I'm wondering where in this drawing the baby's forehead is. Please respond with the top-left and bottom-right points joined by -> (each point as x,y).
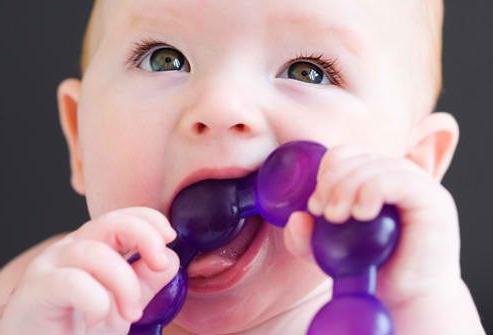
119,1 -> 371,52
83,0 -> 442,100
85,0 -> 442,54
108,0 -> 421,32
90,0 -> 439,57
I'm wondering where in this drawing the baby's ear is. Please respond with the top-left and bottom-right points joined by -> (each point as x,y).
57,78 -> 85,195
405,112 -> 460,182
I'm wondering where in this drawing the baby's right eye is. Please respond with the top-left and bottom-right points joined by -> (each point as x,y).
138,47 -> 191,73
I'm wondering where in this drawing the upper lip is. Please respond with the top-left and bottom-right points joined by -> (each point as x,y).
164,166 -> 258,217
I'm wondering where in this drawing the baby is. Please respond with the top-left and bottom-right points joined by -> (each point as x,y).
0,0 -> 487,334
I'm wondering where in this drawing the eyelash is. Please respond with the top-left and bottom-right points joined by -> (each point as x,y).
127,38 -> 165,66
126,38 -> 344,86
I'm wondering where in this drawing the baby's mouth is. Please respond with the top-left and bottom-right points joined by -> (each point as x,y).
187,215 -> 263,279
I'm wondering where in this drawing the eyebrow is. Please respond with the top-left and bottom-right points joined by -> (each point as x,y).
124,1 -> 368,57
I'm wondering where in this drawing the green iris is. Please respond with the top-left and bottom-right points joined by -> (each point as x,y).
150,48 -> 186,72
288,61 -> 323,84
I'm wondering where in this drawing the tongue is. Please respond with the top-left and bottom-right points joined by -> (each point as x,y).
188,216 -> 261,279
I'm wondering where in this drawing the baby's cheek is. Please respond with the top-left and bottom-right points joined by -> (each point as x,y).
79,100 -> 175,218
268,83 -> 372,146
84,153 -> 168,218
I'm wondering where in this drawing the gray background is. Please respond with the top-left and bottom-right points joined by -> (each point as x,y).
0,1 -> 491,332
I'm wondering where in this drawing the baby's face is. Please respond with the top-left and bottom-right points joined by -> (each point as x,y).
71,0 -> 439,333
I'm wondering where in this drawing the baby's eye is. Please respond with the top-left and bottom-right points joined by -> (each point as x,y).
138,47 -> 191,72
288,62 -> 326,84
278,55 -> 342,86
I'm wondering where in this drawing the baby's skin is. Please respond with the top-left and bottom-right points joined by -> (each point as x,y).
0,0 -> 487,334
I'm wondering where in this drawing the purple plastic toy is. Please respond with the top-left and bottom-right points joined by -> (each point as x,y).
128,140 -> 400,335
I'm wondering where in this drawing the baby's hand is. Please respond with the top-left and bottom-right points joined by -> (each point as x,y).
0,207 -> 179,335
283,145 -> 485,333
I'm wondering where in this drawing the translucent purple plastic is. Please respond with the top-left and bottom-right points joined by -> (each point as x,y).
127,140 -> 400,335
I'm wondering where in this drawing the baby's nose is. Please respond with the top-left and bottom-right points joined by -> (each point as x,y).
176,81 -> 265,140
180,105 -> 256,139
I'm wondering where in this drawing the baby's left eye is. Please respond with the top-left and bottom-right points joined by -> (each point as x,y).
286,61 -> 326,84
277,56 -> 342,86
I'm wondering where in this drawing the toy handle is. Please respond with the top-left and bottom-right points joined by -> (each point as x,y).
307,207 -> 399,335
126,237 -> 195,335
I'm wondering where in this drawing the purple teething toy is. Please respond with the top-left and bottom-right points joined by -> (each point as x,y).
128,140 -> 400,335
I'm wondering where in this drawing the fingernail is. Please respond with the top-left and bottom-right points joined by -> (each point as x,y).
352,203 -> 365,219
324,203 -> 344,224
165,227 -> 178,242
308,197 -> 323,215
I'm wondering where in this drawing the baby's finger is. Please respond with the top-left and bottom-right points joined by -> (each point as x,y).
316,144 -> 370,181
55,239 -> 142,322
44,268 -> 113,326
354,169 -> 440,217
131,247 -> 180,306
74,213 -> 171,271
283,211 -> 316,262
113,207 -> 177,241
322,158 -> 414,223
309,153 -> 376,216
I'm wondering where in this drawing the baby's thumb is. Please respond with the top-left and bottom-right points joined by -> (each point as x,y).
284,211 -> 316,263
132,247 -> 181,307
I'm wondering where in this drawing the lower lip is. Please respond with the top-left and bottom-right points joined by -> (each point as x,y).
187,219 -> 270,294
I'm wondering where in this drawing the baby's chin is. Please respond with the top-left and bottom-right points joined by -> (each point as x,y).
174,294 -> 268,334
171,225 -> 328,334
